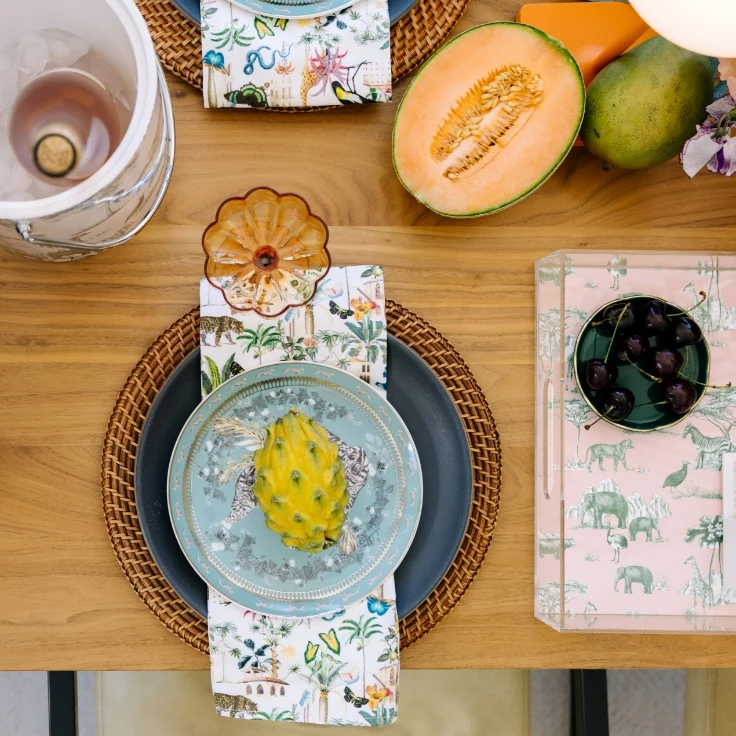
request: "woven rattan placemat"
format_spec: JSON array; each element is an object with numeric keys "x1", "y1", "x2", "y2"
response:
[
  {"x1": 101, "y1": 301, "x2": 501, "y2": 654},
  {"x1": 135, "y1": 0, "x2": 469, "y2": 91}
]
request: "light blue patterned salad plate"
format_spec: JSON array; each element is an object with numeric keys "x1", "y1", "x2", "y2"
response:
[
  {"x1": 173, "y1": 0, "x2": 415, "y2": 25},
  {"x1": 168, "y1": 362, "x2": 422, "y2": 617},
  {"x1": 216, "y1": 0, "x2": 355, "y2": 21}
]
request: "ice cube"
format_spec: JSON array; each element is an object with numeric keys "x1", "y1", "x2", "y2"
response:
[
  {"x1": 0, "y1": 68, "x2": 18, "y2": 106},
  {"x1": 5, "y1": 161, "x2": 33, "y2": 193},
  {"x1": 87, "y1": 55, "x2": 124, "y2": 98},
  {"x1": 43, "y1": 28, "x2": 90, "y2": 68},
  {"x1": 0, "y1": 147, "x2": 15, "y2": 190},
  {"x1": 0, "y1": 47, "x2": 12, "y2": 71},
  {"x1": 28, "y1": 179, "x2": 66, "y2": 199},
  {"x1": 116, "y1": 91, "x2": 131, "y2": 111},
  {"x1": 0, "y1": 107, "x2": 11, "y2": 133},
  {"x1": 2, "y1": 190, "x2": 34, "y2": 202},
  {"x1": 16, "y1": 71, "x2": 32, "y2": 91},
  {"x1": 0, "y1": 136, "x2": 14, "y2": 168},
  {"x1": 14, "y1": 33, "x2": 49, "y2": 76},
  {"x1": 115, "y1": 91, "x2": 133, "y2": 132}
]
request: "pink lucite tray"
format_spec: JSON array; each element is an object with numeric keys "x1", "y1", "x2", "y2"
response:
[{"x1": 535, "y1": 250, "x2": 736, "y2": 632}]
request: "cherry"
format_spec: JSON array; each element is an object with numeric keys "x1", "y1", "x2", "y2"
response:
[
  {"x1": 616, "y1": 333, "x2": 648, "y2": 362},
  {"x1": 595, "y1": 302, "x2": 636, "y2": 333},
  {"x1": 670, "y1": 315, "x2": 703, "y2": 348},
  {"x1": 651, "y1": 347, "x2": 683, "y2": 380},
  {"x1": 640, "y1": 300, "x2": 670, "y2": 335},
  {"x1": 602, "y1": 387, "x2": 635, "y2": 422},
  {"x1": 663, "y1": 379, "x2": 698, "y2": 415},
  {"x1": 586, "y1": 302, "x2": 632, "y2": 392},
  {"x1": 584, "y1": 386, "x2": 635, "y2": 429},
  {"x1": 586, "y1": 358, "x2": 618, "y2": 391}
]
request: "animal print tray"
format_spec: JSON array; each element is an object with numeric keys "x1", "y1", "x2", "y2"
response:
[{"x1": 535, "y1": 250, "x2": 736, "y2": 632}]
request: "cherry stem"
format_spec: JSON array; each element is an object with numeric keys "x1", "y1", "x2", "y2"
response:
[
  {"x1": 668, "y1": 291, "x2": 706, "y2": 318},
  {"x1": 592, "y1": 302, "x2": 630, "y2": 330},
  {"x1": 676, "y1": 374, "x2": 732, "y2": 389},
  {"x1": 603, "y1": 303, "x2": 631, "y2": 364},
  {"x1": 585, "y1": 405, "x2": 614, "y2": 430},
  {"x1": 636, "y1": 400, "x2": 669, "y2": 408},
  {"x1": 682, "y1": 345, "x2": 690, "y2": 374},
  {"x1": 625, "y1": 356, "x2": 662, "y2": 382}
]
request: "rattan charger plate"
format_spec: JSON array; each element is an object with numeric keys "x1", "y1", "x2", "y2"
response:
[
  {"x1": 101, "y1": 301, "x2": 501, "y2": 655},
  {"x1": 135, "y1": 0, "x2": 469, "y2": 92}
]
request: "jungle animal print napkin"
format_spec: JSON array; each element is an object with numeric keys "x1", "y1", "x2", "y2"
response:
[
  {"x1": 200, "y1": 0, "x2": 392, "y2": 108},
  {"x1": 201, "y1": 266, "x2": 399, "y2": 726}
]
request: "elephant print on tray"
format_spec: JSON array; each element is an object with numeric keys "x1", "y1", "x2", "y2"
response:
[{"x1": 536, "y1": 253, "x2": 736, "y2": 631}]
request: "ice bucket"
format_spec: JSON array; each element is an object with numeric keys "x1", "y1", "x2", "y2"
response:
[{"x1": 0, "y1": 0, "x2": 175, "y2": 261}]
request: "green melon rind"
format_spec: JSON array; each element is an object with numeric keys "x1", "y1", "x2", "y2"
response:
[{"x1": 392, "y1": 22, "x2": 586, "y2": 219}]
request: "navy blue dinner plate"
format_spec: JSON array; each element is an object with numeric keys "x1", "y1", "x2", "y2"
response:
[{"x1": 135, "y1": 334, "x2": 472, "y2": 620}]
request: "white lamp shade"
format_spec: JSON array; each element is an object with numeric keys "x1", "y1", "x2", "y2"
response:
[{"x1": 629, "y1": 0, "x2": 736, "y2": 58}]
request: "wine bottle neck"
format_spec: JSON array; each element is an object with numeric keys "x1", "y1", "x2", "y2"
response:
[{"x1": 33, "y1": 130, "x2": 78, "y2": 178}]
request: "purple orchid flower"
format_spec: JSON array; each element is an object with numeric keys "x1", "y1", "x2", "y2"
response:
[{"x1": 682, "y1": 95, "x2": 736, "y2": 177}]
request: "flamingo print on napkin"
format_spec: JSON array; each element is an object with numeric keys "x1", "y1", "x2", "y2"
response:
[{"x1": 201, "y1": 266, "x2": 399, "y2": 725}]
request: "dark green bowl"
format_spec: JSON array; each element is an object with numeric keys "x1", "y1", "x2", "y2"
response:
[{"x1": 574, "y1": 295, "x2": 710, "y2": 432}]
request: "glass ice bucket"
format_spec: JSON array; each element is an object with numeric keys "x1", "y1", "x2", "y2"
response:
[{"x1": 0, "y1": 0, "x2": 175, "y2": 261}]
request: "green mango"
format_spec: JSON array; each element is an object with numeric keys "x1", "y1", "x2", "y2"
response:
[{"x1": 580, "y1": 36, "x2": 713, "y2": 169}]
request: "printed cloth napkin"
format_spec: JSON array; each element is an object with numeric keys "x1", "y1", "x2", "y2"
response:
[
  {"x1": 200, "y1": 266, "x2": 399, "y2": 726},
  {"x1": 200, "y1": 0, "x2": 392, "y2": 108}
]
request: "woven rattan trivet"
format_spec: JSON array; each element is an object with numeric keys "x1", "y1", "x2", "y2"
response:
[
  {"x1": 135, "y1": 0, "x2": 469, "y2": 92},
  {"x1": 101, "y1": 301, "x2": 501, "y2": 655}
]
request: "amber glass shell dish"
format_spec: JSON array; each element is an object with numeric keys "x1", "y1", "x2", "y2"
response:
[{"x1": 203, "y1": 187, "x2": 330, "y2": 317}]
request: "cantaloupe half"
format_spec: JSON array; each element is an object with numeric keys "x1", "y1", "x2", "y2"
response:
[{"x1": 393, "y1": 23, "x2": 585, "y2": 218}]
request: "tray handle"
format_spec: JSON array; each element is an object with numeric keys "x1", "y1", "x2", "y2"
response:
[{"x1": 543, "y1": 378, "x2": 554, "y2": 500}]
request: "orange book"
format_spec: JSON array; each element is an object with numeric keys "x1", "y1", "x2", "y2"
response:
[
  {"x1": 516, "y1": 3, "x2": 653, "y2": 145},
  {"x1": 516, "y1": 3, "x2": 651, "y2": 86},
  {"x1": 626, "y1": 27, "x2": 658, "y2": 53}
]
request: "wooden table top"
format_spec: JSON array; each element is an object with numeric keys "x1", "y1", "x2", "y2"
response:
[{"x1": 3, "y1": 0, "x2": 736, "y2": 670}]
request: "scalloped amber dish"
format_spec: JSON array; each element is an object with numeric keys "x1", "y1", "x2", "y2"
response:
[{"x1": 203, "y1": 187, "x2": 330, "y2": 317}]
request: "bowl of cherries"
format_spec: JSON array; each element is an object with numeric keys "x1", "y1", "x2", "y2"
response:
[{"x1": 574, "y1": 294, "x2": 728, "y2": 432}]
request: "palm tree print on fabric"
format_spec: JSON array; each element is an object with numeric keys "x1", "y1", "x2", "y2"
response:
[
  {"x1": 253, "y1": 708, "x2": 296, "y2": 721},
  {"x1": 297, "y1": 649, "x2": 346, "y2": 724},
  {"x1": 340, "y1": 615, "x2": 383, "y2": 697},
  {"x1": 237, "y1": 637, "x2": 271, "y2": 671},
  {"x1": 237, "y1": 324, "x2": 281, "y2": 364},
  {"x1": 315, "y1": 329, "x2": 343, "y2": 361},
  {"x1": 346, "y1": 8, "x2": 389, "y2": 50},
  {"x1": 209, "y1": 3, "x2": 255, "y2": 51},
  {"x1": 249, "y1": 617, "x2": 297, "y2": 678},
  {"x1": 202, "y1": 353, "x2": 237, "y2": 395},
  {"x1": 342, "y1": 317, "x2": 386, "y2": 364},
  {"x1": 210, "y1": 622, "x2": 243, "y2": 682},
  {"x1": 359, "y1": 704, "x2": 397, "y2": 726}
]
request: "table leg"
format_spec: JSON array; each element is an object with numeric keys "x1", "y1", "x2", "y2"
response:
[
  {"x1": 48, "y1": 671, "x2": 77, "y2": 736},
  {"x1": 571, "y1": 669, "x2": 609, "y2": 736}
]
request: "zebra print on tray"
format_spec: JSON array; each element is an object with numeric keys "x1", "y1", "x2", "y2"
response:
[{"x1": 682, "y1": 424, "x2": 733, "y2": 470}]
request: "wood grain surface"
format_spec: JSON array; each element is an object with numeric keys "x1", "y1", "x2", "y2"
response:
[{"x1": 3, "y1": 0, "x2": 736, "y2": 670}]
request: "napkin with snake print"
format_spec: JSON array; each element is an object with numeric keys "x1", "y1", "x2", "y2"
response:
[
  {"x1": 201, "y1": 266, "x2": 399, "y2": 725},
  {"x1": 200, "y1": 0, "x2": 391, "y2": 108}
]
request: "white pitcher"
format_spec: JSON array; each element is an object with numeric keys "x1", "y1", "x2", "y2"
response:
[{"x1": 0, "y1": 0, "x2": 175, "y2": 261}]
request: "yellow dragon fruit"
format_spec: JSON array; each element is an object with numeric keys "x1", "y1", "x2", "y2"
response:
[{"x1": 253, "y1": 408, "x2": 348, "y2": 553}]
